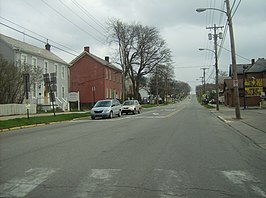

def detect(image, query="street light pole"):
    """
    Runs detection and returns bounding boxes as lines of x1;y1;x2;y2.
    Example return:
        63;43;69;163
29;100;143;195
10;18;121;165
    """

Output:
225;0;241;119
196;1;241;118
199;45;221;111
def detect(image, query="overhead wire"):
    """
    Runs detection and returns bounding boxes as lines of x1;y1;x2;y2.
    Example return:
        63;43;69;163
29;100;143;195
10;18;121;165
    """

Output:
57;0;107;39
40;0;105;45
0;22;78;57
0;16;79;55
71;0;108;33
204;0;238;83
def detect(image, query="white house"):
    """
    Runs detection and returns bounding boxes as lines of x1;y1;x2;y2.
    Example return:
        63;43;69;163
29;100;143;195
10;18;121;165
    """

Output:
0;34;69;111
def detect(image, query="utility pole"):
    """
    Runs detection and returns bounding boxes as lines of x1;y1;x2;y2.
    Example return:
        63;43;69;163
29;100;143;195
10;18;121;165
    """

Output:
225;0;241;119
206;24;223;111
200;67;208;94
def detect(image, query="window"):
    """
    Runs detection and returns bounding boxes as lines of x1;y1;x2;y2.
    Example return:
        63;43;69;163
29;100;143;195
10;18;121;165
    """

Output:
21;54;27;66
62;86;65;98
32;83;36;98
44;61;48;74
61;65;65;79
106;88;109;98
109;69;111;81
106;68;108;79
54;63;58;74
32;57;37;69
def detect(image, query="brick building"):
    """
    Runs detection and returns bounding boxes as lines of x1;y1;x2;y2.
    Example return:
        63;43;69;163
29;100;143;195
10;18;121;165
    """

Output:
224;58;266;107
70;47;122;109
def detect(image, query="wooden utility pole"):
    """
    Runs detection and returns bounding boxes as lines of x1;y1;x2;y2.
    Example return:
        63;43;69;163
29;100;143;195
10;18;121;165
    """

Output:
200;67;208;95
225;0;241;119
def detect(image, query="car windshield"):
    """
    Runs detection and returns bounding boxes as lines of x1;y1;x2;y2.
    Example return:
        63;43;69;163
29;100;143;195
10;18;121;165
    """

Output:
123;101;134;105
95;101;111;107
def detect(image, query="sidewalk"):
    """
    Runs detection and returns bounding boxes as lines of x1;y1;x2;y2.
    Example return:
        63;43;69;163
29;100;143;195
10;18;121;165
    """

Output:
210;105;266;149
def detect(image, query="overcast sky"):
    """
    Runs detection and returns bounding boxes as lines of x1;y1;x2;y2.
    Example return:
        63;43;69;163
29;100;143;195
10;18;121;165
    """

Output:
1;0;265;92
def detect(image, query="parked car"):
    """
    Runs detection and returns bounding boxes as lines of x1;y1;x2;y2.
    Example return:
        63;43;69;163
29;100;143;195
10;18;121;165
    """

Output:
122;100;141;114
91;99;122;119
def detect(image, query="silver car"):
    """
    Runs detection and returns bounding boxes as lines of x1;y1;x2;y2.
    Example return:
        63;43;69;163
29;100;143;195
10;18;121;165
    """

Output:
91;99;122;119
122;100;141;114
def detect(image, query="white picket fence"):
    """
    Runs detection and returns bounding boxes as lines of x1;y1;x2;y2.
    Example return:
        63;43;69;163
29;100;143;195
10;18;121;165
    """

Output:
0;104;37;116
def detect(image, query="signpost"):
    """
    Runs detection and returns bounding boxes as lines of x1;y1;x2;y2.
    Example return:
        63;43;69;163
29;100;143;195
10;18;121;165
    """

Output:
68;92;80;111
43;73;57;116
24;73;30;119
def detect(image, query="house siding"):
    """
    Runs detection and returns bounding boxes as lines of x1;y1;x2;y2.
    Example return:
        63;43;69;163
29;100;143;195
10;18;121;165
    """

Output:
0;34;69;110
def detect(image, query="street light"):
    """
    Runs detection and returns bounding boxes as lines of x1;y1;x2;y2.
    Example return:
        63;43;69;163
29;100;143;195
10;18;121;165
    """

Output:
196;0;241;119
199;48;219;111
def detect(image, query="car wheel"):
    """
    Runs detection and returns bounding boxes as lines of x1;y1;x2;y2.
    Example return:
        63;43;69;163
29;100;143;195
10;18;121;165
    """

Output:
109;111;113;119
118;110;121;117
91;116;95;120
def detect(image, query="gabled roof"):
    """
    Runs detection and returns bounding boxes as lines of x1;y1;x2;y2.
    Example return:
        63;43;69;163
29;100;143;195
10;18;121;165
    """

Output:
0;34;67;65
70;51;122;72
248;58;266;73
229;63;252;76
229;58;266;76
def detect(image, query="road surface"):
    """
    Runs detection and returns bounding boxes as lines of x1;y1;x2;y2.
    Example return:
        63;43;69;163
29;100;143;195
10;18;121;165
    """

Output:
1;96;266;197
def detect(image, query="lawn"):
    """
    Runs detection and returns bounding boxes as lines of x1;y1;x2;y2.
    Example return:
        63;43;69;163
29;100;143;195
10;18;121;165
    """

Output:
0;112;90;131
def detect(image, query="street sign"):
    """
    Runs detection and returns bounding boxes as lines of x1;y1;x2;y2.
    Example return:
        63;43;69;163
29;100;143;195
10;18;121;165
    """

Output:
25;104;31;110
244;79;263;87
50;72;57;84
43;73;50;85
68;92;79;102
245;87;263;97
233;80;238;87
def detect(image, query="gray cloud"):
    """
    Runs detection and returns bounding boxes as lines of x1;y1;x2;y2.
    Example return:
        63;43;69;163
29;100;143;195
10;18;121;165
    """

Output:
0;0;265;91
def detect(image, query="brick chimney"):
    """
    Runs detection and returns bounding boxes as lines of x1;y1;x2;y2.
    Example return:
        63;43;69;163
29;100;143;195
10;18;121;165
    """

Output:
84;46;90;53
251;59;255;65
105;56;110;62
45;43;51;51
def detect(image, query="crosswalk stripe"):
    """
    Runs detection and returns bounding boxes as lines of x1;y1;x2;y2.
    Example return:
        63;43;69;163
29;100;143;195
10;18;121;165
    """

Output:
221;170;266;198
74;169;121;198
1;168;265;197
154;169;191;198
0;168;56;198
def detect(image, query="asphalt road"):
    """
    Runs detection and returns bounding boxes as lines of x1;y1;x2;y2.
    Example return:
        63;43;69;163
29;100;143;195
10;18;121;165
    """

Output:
1;96;266;198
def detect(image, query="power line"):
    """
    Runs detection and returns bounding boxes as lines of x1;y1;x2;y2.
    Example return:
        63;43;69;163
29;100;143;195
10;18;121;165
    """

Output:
40;0;105;45
71;0;108;33
0;22;78;57
57;0;107;39
0;16;79;55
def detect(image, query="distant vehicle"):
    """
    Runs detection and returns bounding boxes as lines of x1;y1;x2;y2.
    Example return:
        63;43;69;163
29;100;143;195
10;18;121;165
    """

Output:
91;99;122;119
122;100;141;114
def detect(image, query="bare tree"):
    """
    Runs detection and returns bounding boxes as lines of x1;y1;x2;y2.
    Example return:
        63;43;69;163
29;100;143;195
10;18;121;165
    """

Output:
0;56;43;104
108;19;172;100
149;64;174;102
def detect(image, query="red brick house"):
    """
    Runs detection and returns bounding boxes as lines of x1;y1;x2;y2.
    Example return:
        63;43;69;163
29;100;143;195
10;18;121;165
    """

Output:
224;58;266;107
70;47;122;109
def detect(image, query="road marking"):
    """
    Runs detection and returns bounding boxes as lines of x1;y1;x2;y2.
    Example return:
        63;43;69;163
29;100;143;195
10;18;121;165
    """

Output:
74;169;121;198
0;168;56;197
221;170;266;198
154;169;191;198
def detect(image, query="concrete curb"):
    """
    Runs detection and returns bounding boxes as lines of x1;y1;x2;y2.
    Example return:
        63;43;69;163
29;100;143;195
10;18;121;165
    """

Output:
210;110;266;150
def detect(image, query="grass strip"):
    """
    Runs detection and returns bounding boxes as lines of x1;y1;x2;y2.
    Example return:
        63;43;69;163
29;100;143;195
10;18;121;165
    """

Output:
0;112;89;130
